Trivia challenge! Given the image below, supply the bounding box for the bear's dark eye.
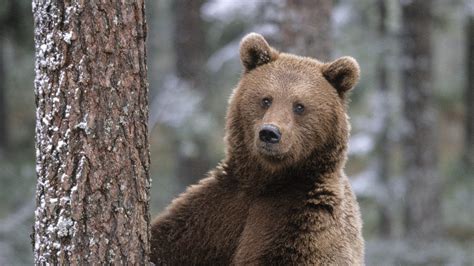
[261,97,272,109]
[294,103,305,114]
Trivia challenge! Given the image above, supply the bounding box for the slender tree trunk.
[374,0,393,238]
[0,37,7,154]
[33,1,150,264]
[173,0,206,83]
[173,0,210,185]
[147,0,160,98]
[400,0,441,238]
[281,0,333,61]
[465,15,474,169]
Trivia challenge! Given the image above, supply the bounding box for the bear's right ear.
[239,33,279,71]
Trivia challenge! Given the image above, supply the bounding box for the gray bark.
[400,0,441,238]
[33,1,150,264]
[281,0,333,61]
[375,0,393,237]
[173,0,211,185]
[173,0,206,83]
[0,37,6,154]
[465,15,474,169]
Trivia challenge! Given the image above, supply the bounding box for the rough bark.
[400,0,441,238]
[33,1,150,264]
[465,15,474,169]
[173,0,210,185]
[281,0,333,61]
[374,0,393,237]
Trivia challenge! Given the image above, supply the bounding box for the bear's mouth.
[256,143,287,160]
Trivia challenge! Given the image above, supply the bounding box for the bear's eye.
[294,103,305,114]
[261,97,272,109]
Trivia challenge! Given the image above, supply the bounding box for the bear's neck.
[223,139,347,194]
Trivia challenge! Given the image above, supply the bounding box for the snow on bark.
[33,0,150,264]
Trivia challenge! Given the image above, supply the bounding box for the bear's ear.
[322,56,360,97]
[239,33,278,71]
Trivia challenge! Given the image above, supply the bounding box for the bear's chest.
[233,193,311,260]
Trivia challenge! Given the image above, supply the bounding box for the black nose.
[259,125,281,144]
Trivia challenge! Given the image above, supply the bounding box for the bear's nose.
[259,125,281,144]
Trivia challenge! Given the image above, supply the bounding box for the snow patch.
[63,32,73,44]
[56,217,74,237]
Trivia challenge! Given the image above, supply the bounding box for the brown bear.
[151,33,364,265]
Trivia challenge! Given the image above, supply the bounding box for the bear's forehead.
[243,55,330,96]
[275,53,324,68]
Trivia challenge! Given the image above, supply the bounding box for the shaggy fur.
[151,33,364,265]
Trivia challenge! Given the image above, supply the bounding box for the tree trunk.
[173,0,210,185]
[33,1,150,264]
[400,0,441,238]
[173,0,206,83]
[0,37,6,155]
[374,0,393,238]
[465,15,474,169]
[281,0,333,61]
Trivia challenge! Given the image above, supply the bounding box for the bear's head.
[225,33,360,177]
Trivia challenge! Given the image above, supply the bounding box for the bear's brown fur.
[151,33,364,265]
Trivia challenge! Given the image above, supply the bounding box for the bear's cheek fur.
[291,108,337,161]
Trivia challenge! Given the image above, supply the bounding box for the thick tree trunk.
[173,0,210,185]
[281,0,333,61]
[33,1,150,264]
[400,0,441,238]
[465,16,474,169]
[374,0,393,238]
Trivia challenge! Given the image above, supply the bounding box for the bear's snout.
[259,124,281,144]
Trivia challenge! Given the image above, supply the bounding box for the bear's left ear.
[239,33,279,72]
[322,56,360,97]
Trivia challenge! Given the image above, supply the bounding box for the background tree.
[400,0,441,238]
[0,36,5,156]
[373,0,394,238]
[172,0,211,185]
[465,14,474,169]
[280,0,333,60]
[32,1,150,264]
[0,0,33,155]
[0,2,35,262]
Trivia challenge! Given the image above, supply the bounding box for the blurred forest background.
[0,0,473,264]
